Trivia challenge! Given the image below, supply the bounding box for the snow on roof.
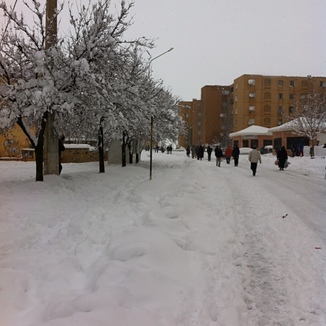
[268,119,326,133]
[229,125,272,138]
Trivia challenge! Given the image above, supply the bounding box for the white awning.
[229,125,272,138]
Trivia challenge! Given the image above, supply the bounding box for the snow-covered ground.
[0,151,325,326]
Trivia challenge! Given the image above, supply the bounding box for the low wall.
[61,144,107,163]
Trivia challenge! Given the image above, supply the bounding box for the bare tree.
[283,92,326,156]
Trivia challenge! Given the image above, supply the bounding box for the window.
[278,80,284,86]
[248,79,255,85]
[278,93,283,99]
[289,93,294,100]
[251,139,258,148]
[320,81,326,87]
[264,105,271,113]
[243,140,249,147]
[290,80,295,87]
[264,92,271,100]
[249,106,255,112]
[248,119,255,125]
[278,106,283,115]
[249,92,255,98]
[274,138,282,149]
[264,117,271,125]
[277,119,283,125]
[289,106,294,113]
[264,78,271,87]
[263,140,272,147]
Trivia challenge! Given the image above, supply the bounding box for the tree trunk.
[128,141,133,164]
[98,123,105,173]
[135,139,140,163]
[121,142,126,167]
[16,114,47,181]
[121,131,128,167]
[35,141,44,181]
[310,138,315,157]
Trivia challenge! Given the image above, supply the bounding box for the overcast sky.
[2,0,326,100]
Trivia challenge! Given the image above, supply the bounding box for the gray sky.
[2,0,326,100]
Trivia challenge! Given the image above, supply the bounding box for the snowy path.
[0,152,325,326]
[215,157,326,326]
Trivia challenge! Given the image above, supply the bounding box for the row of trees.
[0,0,184,181]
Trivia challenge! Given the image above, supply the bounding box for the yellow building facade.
[0,124,34,160]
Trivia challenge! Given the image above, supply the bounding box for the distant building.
[179,74,326,148]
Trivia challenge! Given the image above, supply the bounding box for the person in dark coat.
[206,145,213,161]
[186,146,190,157]
[298,141,304,157]
[214,145,223,167]
[277,146,288,170]
[232,144,240,166]
[198,144,204,160]
[59,135,65,174]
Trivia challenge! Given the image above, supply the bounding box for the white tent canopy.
[229,125,272,138]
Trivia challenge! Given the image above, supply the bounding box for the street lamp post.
[148,47,173,180]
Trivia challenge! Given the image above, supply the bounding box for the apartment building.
[178,85,232,148]
[233,74,326,132]
[178,99,201,148]
[179,74,326,148]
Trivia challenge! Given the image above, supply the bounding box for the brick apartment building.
[178,74,326,148]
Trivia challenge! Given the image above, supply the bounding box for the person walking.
[198,144,204,160]
[232,144,240,166]
[186,146,190,157]
[248,146,261,176]
[298,141,304,157]
[224,145,232,164]
[207,145,213,161]
[214,145,223,167]
[277,146,288,170]
[191,145,196,159]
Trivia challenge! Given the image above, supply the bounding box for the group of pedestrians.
[217,144,240,167]
[186,144,241,167]
[186,144,206,160]
[186,143,293,176]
